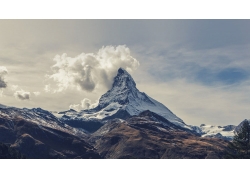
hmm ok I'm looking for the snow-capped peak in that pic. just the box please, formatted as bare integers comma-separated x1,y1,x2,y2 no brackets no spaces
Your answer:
58,68,191,130
97,68,139,109
112,68,136,89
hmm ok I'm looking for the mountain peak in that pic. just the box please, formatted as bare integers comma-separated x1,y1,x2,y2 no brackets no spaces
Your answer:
112,67,136,89
117,67,126,74
60,67,190,130
96,68,137,109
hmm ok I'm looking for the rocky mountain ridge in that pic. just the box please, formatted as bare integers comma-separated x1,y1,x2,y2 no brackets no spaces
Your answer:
0,68,248,158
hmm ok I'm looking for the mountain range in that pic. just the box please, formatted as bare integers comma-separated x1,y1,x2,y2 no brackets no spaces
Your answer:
0,68,246,158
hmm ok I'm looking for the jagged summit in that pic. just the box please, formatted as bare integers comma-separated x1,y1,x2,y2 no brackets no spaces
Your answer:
112,68,136,88
59,68,191,130
97,68,140,109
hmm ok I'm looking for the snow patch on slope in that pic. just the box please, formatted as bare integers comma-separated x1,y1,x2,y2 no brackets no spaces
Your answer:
82,102,122,119
0,107,87,138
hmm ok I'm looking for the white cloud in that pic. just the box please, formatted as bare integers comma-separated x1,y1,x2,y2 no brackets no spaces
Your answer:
33,91,41,96
0,66,8,89
10,85,19,91
14,90,30,100
44,84,51,92
80,98,91,109
47,45,139,93
0,66,8,75
89,100,99,109
69,98,98,111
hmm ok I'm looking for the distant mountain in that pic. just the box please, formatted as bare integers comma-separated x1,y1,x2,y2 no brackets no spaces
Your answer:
0,104,7,109
196,120,250,141
0,106,101,158
58,68,192,130
199,124,236,141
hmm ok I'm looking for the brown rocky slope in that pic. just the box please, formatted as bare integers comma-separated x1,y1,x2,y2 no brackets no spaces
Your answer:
89,111,229,159
0,106,230,159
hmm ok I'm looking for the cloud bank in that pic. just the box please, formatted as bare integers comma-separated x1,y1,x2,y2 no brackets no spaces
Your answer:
0,66,8,89
14,90,30,100
47,45,139,93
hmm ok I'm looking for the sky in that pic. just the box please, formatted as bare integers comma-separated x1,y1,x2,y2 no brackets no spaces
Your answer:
1,19,250,126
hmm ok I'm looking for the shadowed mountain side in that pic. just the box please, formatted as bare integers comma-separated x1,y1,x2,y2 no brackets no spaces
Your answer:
0,142,25,159
63,120,104,133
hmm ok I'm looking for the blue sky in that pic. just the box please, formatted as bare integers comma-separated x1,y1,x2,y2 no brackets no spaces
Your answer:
0,20,250,126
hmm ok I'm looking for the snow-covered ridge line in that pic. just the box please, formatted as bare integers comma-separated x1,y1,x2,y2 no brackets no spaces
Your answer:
0,106,87,138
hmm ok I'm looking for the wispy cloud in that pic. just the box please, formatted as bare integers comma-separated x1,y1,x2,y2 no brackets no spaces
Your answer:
134,43,250,86
44,84,51,93
33,91,41,96
133,43,250,126
10,85,18,91
0,66,8,89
